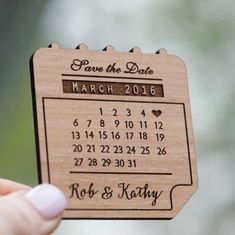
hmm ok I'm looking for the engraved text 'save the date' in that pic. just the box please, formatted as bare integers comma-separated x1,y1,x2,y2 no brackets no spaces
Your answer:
71,59,154,75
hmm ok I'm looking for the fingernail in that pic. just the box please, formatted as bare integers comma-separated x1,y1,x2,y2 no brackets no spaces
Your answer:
25,184,67,219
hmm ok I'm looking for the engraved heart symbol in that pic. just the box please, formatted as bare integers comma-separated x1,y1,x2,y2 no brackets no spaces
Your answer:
152,110,162,118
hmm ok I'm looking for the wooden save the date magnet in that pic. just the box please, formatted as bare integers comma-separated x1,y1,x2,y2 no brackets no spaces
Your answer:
30,42,198,219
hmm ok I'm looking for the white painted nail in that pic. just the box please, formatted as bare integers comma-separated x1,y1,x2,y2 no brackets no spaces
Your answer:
25,184,67,219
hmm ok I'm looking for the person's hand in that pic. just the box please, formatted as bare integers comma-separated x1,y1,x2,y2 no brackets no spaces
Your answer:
0,178,67,235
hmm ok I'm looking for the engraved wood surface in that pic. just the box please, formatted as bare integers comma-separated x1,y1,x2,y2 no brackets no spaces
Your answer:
30,43,198,219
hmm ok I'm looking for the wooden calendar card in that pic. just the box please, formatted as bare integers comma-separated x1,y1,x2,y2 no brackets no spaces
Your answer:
30,42,198,219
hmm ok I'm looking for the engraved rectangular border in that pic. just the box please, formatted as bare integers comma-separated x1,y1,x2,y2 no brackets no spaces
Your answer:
40,97,193,213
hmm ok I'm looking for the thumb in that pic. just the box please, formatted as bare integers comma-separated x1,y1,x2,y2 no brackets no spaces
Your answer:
0,184,67,235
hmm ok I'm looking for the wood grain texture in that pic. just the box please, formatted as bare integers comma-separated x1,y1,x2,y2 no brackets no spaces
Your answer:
30,43,198,219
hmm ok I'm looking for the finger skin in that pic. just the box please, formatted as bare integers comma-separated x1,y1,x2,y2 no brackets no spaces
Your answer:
0,190,62,235
0,179,31,195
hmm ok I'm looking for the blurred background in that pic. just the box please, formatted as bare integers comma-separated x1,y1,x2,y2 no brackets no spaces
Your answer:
0,0,234,234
